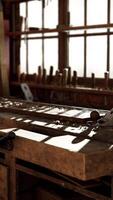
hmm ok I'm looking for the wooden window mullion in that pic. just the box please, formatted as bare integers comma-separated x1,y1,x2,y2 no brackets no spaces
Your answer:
58,0,69,72
26,1,29,74
42,0,44,69
84,0,87,77
107,0,110,72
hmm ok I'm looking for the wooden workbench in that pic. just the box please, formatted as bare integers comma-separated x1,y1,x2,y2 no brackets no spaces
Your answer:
0,97,113,200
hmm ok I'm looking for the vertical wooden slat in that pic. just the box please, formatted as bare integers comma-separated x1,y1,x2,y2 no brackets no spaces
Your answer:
10,3,16,78
111,175,113,200
0,164,8,200
49,66,53,80
42,0,44,69
72,71,77,87
58,0,69,71
37,65,42,83
62,68,68,86
107,0,110,72
0,0,9,96
104,71,109,89
10,3,20,80
84,0,87,77
91,73,95,88
67,67,71,85
26,2,29,74
6,153,16,200
42,68,47,84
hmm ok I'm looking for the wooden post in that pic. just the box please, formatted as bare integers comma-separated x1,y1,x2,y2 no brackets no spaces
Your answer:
48,66,53,84
54,70,59,85
0,164,8,200
58,0,69,71
6,152,16,200
91,73,95,88
104,71,109,90
57,73,62,86
67,67,71,86
37,66,42,84
42,68,47,84
62,68,68,86
111,175,113,200
0,0,9,96
72,71,77,87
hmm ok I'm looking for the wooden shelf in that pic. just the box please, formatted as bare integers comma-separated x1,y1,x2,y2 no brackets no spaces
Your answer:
11,81,113,110
11,81,113,96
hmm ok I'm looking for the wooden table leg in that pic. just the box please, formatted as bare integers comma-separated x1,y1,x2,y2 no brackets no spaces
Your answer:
0,164,8,200
111,176,113,200
6,153,16,200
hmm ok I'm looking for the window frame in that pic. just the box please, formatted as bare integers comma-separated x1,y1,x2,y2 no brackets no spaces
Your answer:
68,0,113,78
10,0,113,79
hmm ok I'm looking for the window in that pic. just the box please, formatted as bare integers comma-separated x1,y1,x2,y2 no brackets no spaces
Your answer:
110,36,113,78
20,1,42,31
28,40,42,74
44,0,58,29
69,0,112,78
13,1,113,79
111,0,113,23
69,0,84,26
87,0,107,25
28,1,42,29
44,39,58,75
19,0,58,74
111,0,113,32
20,40,27,73
87,36,107,77
69,37,84,76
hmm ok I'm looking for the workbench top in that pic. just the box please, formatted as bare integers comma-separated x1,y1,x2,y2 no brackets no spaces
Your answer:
0,98,112,181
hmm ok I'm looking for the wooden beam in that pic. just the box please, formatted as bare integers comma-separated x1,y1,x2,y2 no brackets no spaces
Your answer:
58,0,69,71
0,0,9,96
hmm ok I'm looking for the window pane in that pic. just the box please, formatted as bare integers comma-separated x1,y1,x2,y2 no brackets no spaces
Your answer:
20,3,26,32
20,40,27,73
87,36,107,77
20,2,26,18
44,0,58,28
87,0,107,25
69,0,84,26
28,33,42,38
110,0,113,32
111,0,113,23
69,30,84,35
44,39,58,75
28,40,42,74
110,36,113,78
87,28,107,33
69,37,84,76
44,32,58,37
28,1,42,28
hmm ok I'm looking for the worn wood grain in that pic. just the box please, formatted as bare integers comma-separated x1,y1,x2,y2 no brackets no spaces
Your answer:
0,165,8,200
0,1,9,96
0,98,113,182
14,135,85,180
